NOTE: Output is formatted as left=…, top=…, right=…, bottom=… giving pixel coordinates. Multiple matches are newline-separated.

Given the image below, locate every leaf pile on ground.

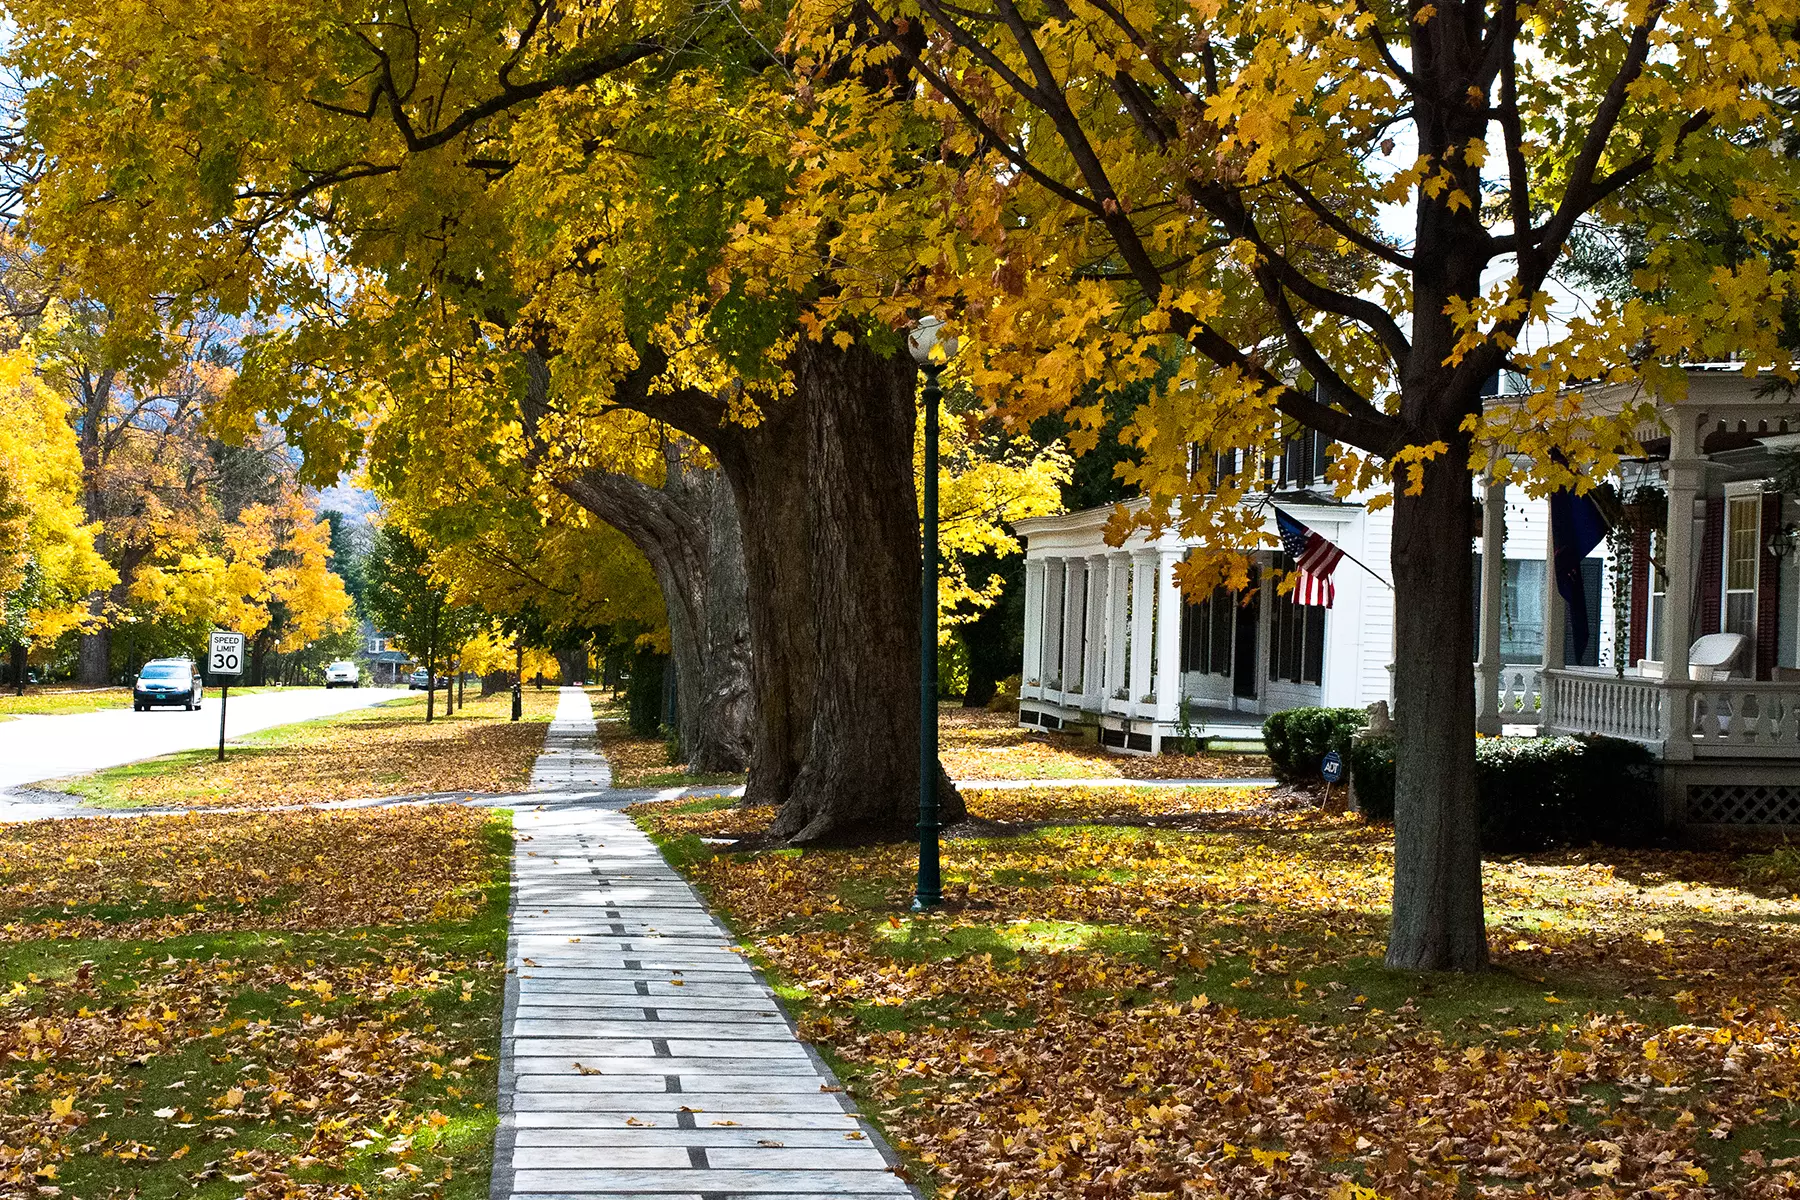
left=628, top=784, right=1311, bottom=846
left=0, top=806, right=502, bottom=942
left=633, top=800, right=1800, bottom=1198
left=44, top=689, right=558, bottom=808
left=0, top=806, right=508, bottom=1200
left=939, top=708, right=1271, bottom=781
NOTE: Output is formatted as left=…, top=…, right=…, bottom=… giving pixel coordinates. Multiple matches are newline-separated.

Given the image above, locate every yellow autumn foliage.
left=0, top=342, right=115, bottom=649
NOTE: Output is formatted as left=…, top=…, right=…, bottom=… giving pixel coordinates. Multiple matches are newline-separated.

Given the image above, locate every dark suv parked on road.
left=134, top=659, right=203, bottom=711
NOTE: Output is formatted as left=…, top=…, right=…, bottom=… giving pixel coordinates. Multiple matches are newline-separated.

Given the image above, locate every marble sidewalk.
left=493, top=688, right=914, bottom=1199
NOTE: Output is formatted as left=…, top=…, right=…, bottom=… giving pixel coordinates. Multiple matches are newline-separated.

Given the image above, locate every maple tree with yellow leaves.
left=9, top=0, right=1800, bottom=965
left=728, top=0, right=1800, bottom=967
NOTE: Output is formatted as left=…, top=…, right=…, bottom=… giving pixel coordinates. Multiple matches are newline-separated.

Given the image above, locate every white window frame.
left=1722, top=482, right=1764, bottom=639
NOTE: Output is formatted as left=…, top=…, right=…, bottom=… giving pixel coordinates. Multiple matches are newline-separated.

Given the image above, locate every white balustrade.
left=1541, top=670, right=1669, bottom=744
left=1495, top=665, right=1542, bottom=724
left=1688, top=684, right=1800, bottom=752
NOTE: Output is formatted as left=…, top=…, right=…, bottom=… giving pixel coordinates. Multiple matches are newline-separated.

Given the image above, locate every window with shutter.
left=1723, top=490, right=1761, bottom=639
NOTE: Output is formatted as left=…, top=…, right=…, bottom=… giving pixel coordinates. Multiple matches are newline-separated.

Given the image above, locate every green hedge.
left=1263, top=707, right=1368, bottom=781
left=1348, top=732, right=1659, bottom=851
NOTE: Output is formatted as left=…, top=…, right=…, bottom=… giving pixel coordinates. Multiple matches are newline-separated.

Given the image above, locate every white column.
left=1021, top=559, right=1045, bottom=692
left=1662, top=435, right=1700, bottom=760
left=1083, top=555, right=1108, bottom=709
left=1042, top=559, right=1065, bottom=692
left=1061, top=558, right=1087, bottom=697
left=1154, top=550, right=1185, bottom=723
left=1478, top=471, right=1507, bottom=735
left=1129, top=553, right=1157, bottom=708
left=1665, top=460, right=1699, bottom=683
left=1106, top=555, right=1131, bottom=706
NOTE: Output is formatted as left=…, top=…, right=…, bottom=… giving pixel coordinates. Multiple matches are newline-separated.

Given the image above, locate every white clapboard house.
left=1014, top=367, right=1800, bottom=831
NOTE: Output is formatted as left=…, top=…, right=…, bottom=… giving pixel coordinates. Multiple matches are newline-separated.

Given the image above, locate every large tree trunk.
left=1385, top=447, right=1488, bottom=971
left=523, top=349, right=752, bottom=773
left=725, top=338, right=966, bottom=843
left=563, top=336, right=967, bottom=842
left=559, top=456, right=753, bottom=773
left=698, top=466, right=754, bottom=772
left=77, top=627, right=110, bottom=686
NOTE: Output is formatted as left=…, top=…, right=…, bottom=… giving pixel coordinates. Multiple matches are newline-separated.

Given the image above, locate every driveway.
left=0, top=687, right=409, bottom=798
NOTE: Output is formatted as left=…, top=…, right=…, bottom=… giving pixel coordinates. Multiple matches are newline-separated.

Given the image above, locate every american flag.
left=1274, top=507, right=1344, bottom=607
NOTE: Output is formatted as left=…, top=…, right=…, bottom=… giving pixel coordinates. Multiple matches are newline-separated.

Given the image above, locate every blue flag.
left=1549, top=488, right=1610, bottom=663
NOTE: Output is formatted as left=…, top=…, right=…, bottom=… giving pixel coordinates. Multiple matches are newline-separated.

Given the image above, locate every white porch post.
left=1153, top=550, right=1186, bottom=724
left=1043, top=558, right=1065, bottom=692
left=1061, top=558, right=1086, bottom=696
left=1129, top=553, right=1157, bottom=708
left=1022, top=559, right=1045, bottom=692
left=1106, top=555, right=1131, bottom=706
left=1083, top=555, right=1108, bottom=709
left=1542, top=520, right=1566, bottom=673
left=1477, top=471, right=1507, bottom=735
left=1663, top=426, right=1700, bottom=760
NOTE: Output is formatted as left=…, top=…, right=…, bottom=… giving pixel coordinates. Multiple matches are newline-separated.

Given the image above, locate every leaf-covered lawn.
left=45, top=689, right=559, bottom=808
left=632, top=791, right=1800, bottom=1199
left=0, top=686, right=299, bottom=721
left=0, top=804, right=510, bottom=1200
left=0, top=688, right=132, bottom=719
left=939, top=708, right=1272, bottom=781
left=588, top=693, right=747, bottom=789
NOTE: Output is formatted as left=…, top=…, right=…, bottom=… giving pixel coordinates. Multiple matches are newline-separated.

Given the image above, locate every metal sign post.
left=208, top=631, right=245, bottom=762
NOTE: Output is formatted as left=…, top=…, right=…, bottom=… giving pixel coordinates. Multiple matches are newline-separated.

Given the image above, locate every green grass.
left=0, top=814, right=512, bottom=1200
left=0, top=686, right=132, bottom=717
left=0, top=684, right=319, bottom=721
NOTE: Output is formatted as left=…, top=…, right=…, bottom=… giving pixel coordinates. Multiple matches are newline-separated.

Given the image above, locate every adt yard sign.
left=208, top=631, right=245, bottom=763
left=1320, top=751, right=1345, bottom=783
left=208, top=631, right=245, bottom=677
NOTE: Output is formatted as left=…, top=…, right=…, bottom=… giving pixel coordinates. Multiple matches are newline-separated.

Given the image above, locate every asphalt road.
left=0, top=686, right=409, bottom=797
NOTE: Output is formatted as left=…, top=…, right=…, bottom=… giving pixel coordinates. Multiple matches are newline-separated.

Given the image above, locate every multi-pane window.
left=1180, top=586, right=1235, bottom=675
left=1269, top=556, right=1326, bottom=685
left=1501, top=559, right=1545, bottom=662
left=1724, top=492, right=1761, bottom=637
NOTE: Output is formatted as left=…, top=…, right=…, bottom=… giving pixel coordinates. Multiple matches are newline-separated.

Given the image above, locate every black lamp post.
left=909, top=316, right=955, bottom=911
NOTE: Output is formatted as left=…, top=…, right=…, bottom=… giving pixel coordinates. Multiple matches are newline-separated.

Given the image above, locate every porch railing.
left=1541, top=670, right=1670, bottom=744
left=1494, top=664, right=1542, bottom=724
left=1689, top=684, right=1800, bottom=752
left=1541, top=670, right=1800, bottom=757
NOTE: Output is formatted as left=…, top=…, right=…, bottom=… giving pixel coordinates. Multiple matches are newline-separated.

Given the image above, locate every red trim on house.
left=1758, top=491, right=1781, bottom=681
left=1630, top=526, right=1650, bottom=665
left=1699, top=496, right=1724, bottom=638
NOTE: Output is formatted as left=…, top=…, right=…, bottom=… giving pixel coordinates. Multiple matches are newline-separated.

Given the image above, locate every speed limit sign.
left=208, top=630, right=245, bottom=677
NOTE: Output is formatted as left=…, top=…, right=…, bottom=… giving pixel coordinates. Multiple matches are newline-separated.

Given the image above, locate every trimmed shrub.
left=1348, top=732, right=1659, bottom=851
left=1264, top=707, right=1368, bottom=781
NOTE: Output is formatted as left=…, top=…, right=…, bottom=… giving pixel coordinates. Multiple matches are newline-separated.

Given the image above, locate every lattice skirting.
left=1687, top=782, right=1800, bottom=826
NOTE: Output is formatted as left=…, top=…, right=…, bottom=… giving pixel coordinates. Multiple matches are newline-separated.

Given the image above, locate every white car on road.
left=324, top=661, right=361, bottom=688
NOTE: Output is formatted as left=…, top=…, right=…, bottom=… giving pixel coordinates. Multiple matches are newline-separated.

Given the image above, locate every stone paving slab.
left=493, top=689, right=913, bottom=1200
left=510, top=1169, right=911, bottom=1193
left=512, top=1128, right=881, bottom=1148
left=513, top=1111, right=867, bottom=1131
